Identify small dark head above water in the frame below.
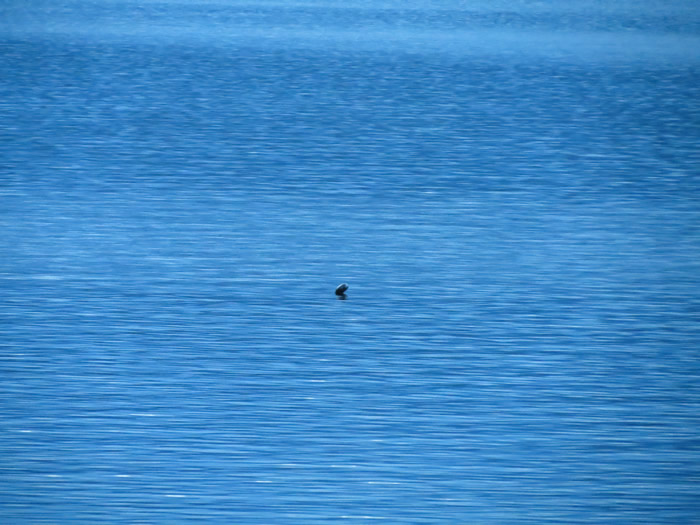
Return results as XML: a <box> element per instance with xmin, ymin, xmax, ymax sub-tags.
<box><xmin>335</xmin><ymin>283</ymin><xmax>349</xmax><ymax>297</ymax></box>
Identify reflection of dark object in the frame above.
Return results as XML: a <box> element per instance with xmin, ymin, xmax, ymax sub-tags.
<box><xmin>335</xmin><ymin>283</ymin><xmax>349</xmax><ymax>297</ymax></box>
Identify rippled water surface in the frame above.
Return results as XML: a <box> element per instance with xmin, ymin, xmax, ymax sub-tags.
<box><xmin>2</xmin><ymin>1</ymin><xmax>700</xmax><ymax>523</ymax></box>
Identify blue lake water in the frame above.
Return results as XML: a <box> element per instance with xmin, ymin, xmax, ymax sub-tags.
<box><xmin>2</xmin><ymin>1</ymin><xmax>700</xmax><ymax>522</ymax></box>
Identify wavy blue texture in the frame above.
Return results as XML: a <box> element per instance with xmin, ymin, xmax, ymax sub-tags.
<box><xmin>1</xmin><ymin>1</ymin><xmax>700</xmax><ymax>523</ymax></box>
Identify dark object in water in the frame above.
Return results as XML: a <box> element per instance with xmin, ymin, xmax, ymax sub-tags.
<box><xmin>335</xmin><ymin>283</ymin><xmax>349</xmax><ymax>296</ymax></box>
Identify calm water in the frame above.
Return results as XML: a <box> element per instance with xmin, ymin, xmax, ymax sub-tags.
<box><xmin>2</xmin><ymin>1</ymin><xmax>700</xmax><ymax>523</ymax></box>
